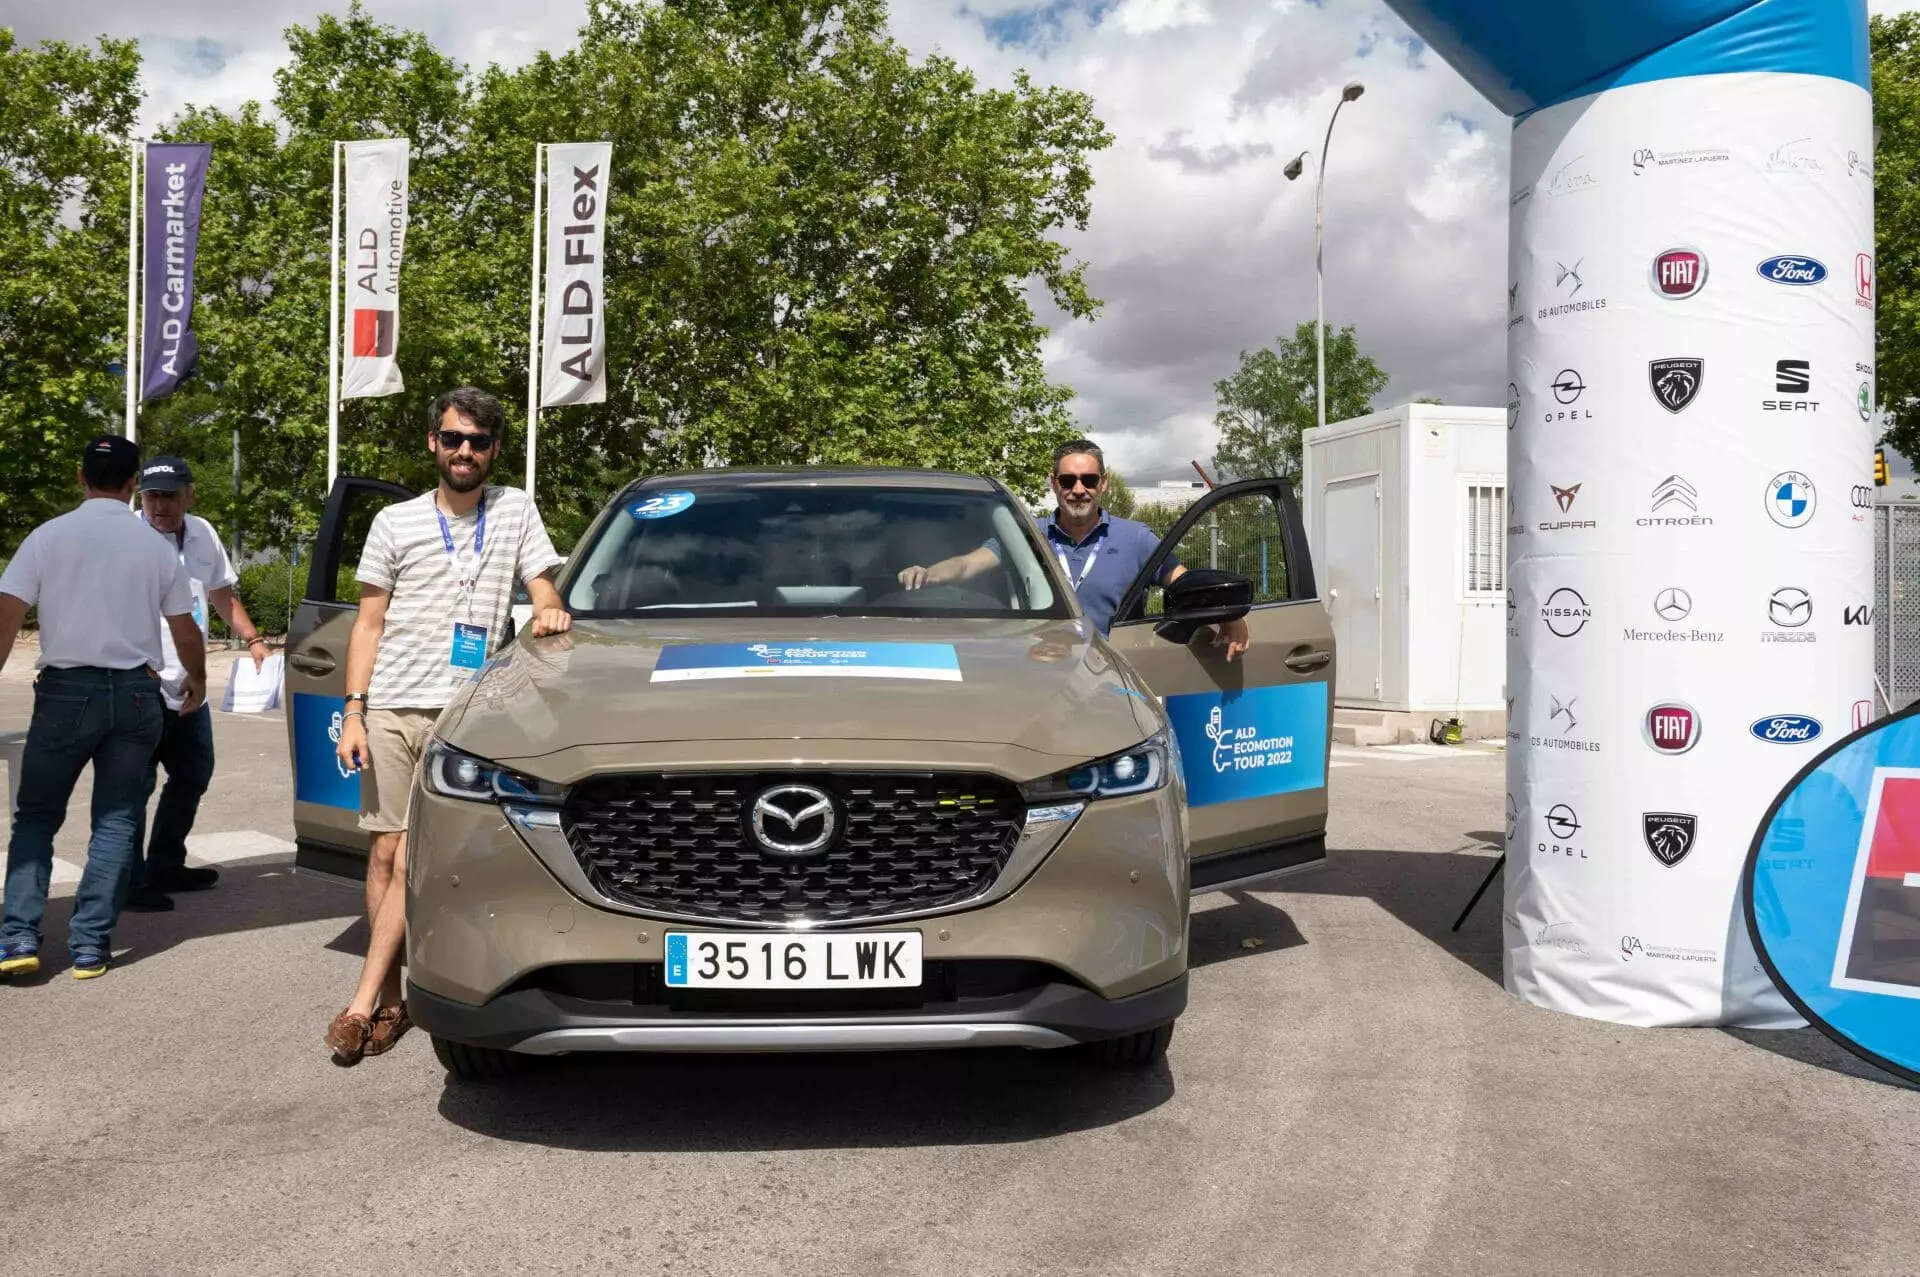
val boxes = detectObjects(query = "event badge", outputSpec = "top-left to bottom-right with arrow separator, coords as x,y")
450,622 -> 489,673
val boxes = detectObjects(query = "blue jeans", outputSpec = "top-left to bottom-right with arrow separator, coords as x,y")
134,703 -> 215,885
1,667 -> 164,955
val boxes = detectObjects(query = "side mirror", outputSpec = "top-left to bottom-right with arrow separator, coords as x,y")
1154,568 -> 1253,645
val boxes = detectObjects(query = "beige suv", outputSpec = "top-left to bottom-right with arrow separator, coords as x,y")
285,469 -> 1334,1079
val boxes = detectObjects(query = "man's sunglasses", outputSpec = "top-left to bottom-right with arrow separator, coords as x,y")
436,429 -> 497,452
1054,472 -> 1101,490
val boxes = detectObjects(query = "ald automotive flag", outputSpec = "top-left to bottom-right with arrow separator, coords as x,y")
341,139 -> 409,399
140,142 -> 211,401
540,141 -> 611,407
1746,703 -> 1920,1083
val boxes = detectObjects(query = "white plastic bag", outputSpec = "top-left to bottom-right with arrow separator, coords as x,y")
221,651 -> 284,713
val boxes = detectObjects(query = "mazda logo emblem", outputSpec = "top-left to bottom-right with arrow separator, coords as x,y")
749,784 -> 838,858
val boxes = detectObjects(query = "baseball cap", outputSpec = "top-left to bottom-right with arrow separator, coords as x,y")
81,435 -> 142,490
138,455 -> 194,492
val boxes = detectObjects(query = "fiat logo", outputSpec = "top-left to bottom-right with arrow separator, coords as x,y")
1644,702 -> 1701,754
748,784 -> 838,858
1651,246 -> 1707,299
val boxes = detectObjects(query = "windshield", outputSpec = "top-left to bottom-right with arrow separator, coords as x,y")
565,481 -> 1068,619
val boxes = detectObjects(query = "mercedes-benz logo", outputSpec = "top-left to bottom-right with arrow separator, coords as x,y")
1654,588 -> 1692,622
749,784 -> 838,858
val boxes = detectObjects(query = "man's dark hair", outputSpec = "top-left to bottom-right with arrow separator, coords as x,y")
430,386 -> 507,438
1054,439 -> 1104,474
80,435 -> 141,492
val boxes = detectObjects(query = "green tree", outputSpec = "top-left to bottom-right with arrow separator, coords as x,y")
1210,321 -> 1387,485
104,0 -> 1112,553
0,31 -> 142,549
1873,13 -> 1919,460
1102,469 -> 1136,519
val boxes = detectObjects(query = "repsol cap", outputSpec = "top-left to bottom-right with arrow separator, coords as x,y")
138,455 -> 194,492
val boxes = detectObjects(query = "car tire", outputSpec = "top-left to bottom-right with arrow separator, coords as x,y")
431,1034 -> 526,1081
1084,1021 -> 1174,1067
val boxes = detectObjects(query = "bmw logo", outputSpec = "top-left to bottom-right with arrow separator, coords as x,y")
1767,472 -> 1816,528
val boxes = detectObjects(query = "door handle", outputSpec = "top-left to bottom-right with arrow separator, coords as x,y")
1284,649 -> 1331,673
288,651 -> 336,676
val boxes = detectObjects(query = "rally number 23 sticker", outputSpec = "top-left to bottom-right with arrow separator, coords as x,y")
629,491 -> 696,520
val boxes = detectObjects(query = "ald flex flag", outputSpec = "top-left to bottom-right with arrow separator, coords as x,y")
341,139 -> 409,399
140,142 -> 210,401
1163,682 -> 1328,808
540,141 -> 612,408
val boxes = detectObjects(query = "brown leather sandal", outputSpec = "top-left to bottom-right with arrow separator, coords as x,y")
364,1002 -> 412,1057
326,1010 -> 373,1065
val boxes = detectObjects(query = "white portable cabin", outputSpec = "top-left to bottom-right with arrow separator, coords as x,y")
1301,402 -> 1507,715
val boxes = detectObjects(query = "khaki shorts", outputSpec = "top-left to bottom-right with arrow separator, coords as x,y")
358,707 -> 440,833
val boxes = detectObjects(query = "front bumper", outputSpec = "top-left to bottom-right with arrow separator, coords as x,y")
404,773 -> 1190,1010
407,970 -> 1188,1054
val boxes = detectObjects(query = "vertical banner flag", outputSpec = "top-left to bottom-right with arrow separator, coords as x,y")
540,141 -> 611,407
341,138 -> 409,399
140,142 -> 211,401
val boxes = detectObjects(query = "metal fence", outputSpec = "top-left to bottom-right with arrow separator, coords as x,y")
1875,504 -> 1920,710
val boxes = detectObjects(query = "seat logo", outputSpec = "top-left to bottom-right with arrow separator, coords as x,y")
749,784 -> 838,857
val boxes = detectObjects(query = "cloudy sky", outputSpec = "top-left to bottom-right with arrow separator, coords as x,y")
12,0 -> 1916,482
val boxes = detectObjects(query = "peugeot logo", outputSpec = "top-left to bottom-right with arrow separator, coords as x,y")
1654,588 -> 1692,622
749,784 -> 838,858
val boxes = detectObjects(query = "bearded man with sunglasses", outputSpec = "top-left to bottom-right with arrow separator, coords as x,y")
900,438 -> 1250,659
324,386 -> 571,1065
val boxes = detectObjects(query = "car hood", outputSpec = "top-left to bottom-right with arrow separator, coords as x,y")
437,616 -> 1165,777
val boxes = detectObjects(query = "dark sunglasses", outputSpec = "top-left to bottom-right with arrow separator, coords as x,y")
436,429 -> 496,453
1054,472 -> 1101,490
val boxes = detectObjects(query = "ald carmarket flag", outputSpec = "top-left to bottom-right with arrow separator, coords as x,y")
140,142 -> 211,401
540,141 -> 611,407
341,138 -> 409,399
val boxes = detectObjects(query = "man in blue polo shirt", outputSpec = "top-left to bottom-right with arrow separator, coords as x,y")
899,439 -> 1250,658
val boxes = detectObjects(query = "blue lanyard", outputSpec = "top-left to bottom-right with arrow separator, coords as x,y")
435,492 -> 486,561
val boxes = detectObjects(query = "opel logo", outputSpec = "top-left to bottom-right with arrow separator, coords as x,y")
749,784 -> 837,858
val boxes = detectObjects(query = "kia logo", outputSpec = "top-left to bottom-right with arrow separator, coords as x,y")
1757,254 -> 1828,286
1845,604 -> 1873,626
1750,715 -> 1822,744
1652,247 -> 1706,299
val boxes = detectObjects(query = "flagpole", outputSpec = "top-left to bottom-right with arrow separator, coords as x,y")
125,138 -> 141,441
327,141 -> 342,492
526,143 -> 544,498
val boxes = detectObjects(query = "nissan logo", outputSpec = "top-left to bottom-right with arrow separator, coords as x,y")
749,784 -> 838,858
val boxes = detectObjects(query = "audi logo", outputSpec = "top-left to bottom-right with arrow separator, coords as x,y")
1852,485 -> 1873,508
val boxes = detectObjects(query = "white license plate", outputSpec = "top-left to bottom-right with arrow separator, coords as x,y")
664,931 -> 922,989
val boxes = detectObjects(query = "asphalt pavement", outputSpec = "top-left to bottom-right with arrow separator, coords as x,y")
1,654 -> 1915,1275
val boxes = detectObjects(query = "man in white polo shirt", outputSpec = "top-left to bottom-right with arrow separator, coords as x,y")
123,455 -> 272,913
0,436 -> 206,981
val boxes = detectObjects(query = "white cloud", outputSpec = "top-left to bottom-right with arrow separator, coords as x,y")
1115,0 -> 1215,35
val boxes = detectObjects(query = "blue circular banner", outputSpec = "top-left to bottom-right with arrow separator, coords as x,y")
1745,704 -> 1920,1083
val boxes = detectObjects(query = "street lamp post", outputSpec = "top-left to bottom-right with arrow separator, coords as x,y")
1285,80 -> 1365,433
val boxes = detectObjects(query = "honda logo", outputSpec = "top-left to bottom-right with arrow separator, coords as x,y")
1858,253 -> 1874,310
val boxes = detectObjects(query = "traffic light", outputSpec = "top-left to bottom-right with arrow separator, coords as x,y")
1875,448 -> 1889,486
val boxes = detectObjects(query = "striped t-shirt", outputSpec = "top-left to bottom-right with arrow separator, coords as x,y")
357,485 -> 563,709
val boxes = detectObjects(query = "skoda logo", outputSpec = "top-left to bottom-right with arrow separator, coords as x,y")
749,784 -> 838,858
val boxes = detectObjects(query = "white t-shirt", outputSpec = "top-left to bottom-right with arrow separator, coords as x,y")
0,498 -> 194,671
140,512 -> 239,710
355,485 -> 562,709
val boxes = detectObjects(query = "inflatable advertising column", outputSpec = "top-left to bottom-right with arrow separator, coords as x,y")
1384,0 -> 1875,1025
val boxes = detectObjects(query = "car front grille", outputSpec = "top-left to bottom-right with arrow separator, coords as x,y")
560,772 -> 1025,924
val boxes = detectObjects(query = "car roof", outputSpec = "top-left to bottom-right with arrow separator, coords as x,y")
622,466 -> 1003,496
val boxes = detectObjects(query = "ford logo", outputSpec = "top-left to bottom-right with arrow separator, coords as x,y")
1750,714 -> 1823,743
1757,255 -> 1828,286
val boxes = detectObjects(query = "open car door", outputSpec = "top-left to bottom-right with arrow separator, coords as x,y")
286,475 -> 416,883
1104,479 -> 1335,894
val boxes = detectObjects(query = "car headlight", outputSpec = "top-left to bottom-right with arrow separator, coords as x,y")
1019,732 -> 1170,801
423,739 -> 568,806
